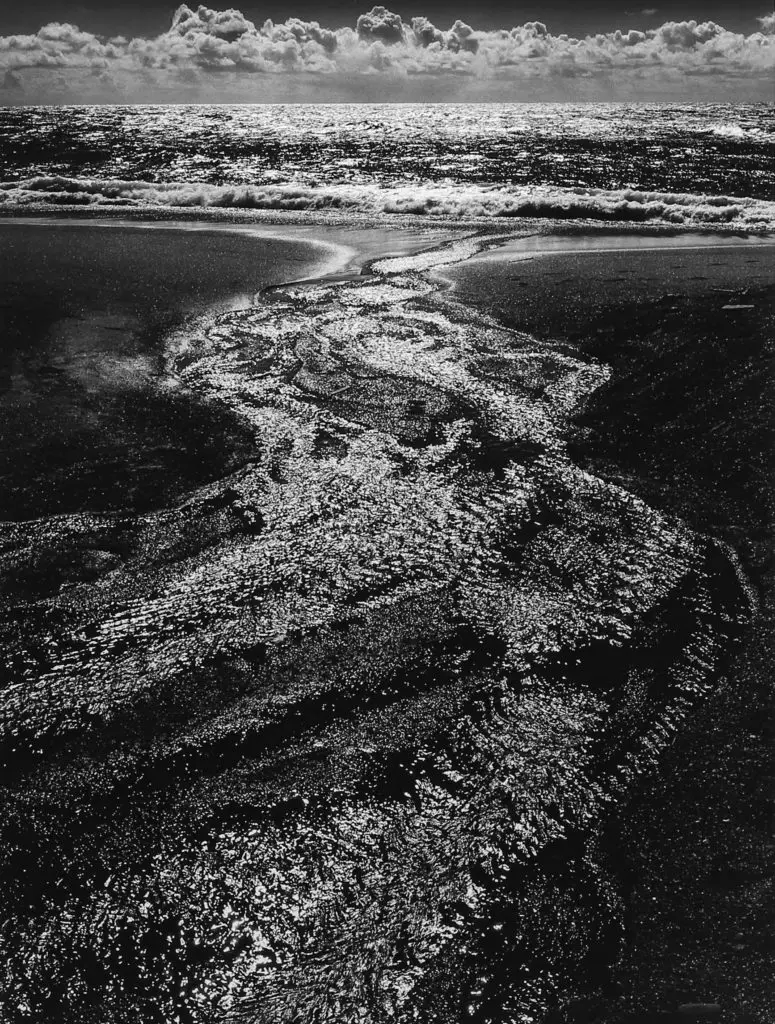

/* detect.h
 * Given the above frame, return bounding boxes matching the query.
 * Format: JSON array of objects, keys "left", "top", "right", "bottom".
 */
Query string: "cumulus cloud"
[
  {"left": 170, "top": 4, "right": 254, "bottom": 41},
  {"left": 0, "top": 6, "right": 772, "bottom": 102},
  {"left": 447, "top": 20, "right": 479, "bottom": 54},
  {"left": 357, "top": 6, "right": 405, "bottom": 45},
  {"left": 0, "top": 21, "right": 122, "bottom": 72},
  {"left": 410, "top": 16, "right": 444, "bottom": 48}
]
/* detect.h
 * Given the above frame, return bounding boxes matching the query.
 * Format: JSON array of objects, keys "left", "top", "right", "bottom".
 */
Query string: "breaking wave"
[
  {"left": 2, "top": 175, "right": 775, "bottom": 230},
  {"left": 705, "top": 122, "right": 767, "bottom": 140}
]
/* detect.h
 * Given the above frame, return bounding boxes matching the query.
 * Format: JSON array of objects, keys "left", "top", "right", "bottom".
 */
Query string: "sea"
[
  {"left": 0, "top": 103, "right": 772, "bottom": 1024},
  {"left": 1, "top": 102, "right": 774, "bottom": 227}
]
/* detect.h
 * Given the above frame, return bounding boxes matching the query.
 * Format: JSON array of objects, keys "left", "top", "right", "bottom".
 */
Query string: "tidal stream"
[{"left": 0, "top": 229, "right": 755, "bottom": 1024}]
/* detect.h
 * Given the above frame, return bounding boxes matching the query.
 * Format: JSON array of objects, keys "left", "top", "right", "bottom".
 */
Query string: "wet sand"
[
  {"left": 0, "top": 219, "right": 448, "bottom": 518},
  {"left": 446, "top": 240, "right": 774, "bottom": 1024},
  {"left": 444, "top": 242, "right": 774, "bottom": 538},
  {"left": 441, "top": 240, "right": 773, "bottom": 341}
]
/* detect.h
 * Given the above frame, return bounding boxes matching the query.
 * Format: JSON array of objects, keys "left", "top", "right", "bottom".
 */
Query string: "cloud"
[
  {"left": 447, "top": 20, "right": 479, "bottom": 54},
  {"left": 0, "top": 6, "right": 772, "bottom": 102},
  {"left": 410, "top": 16, "right": 444, "bottom": 48},
  {"left": 0, "top": 21, "right": 121, "bottom": 72},
  {"left": 655, "top": 20, "right": 724, "bottom": 48},
  {"left": 2, "top": 68, "right": 23, "bottom": 91},
  {"left": 357, "top": 6, "right": 405, "bottom": 45},
  {"left": 170, "top": 4, "right": 254, "bottom": 42}
]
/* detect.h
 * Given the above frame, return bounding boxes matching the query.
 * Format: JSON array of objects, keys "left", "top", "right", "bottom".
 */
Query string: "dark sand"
[
  {"left": 0, "top": 219, "right": 446, "bottom": 518},
  {"left": 447, "top": 242, "right": 774, "bottom": 1024},
  {"left": 444, "top": 243, "right": 774, "bottom": 549},
  {"left": 442, "top": 241, "right": 773, "bottom": 342}
]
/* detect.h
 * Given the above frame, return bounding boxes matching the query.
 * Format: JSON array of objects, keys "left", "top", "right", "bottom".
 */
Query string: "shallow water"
[
  {"left": 463, "top": 231, "right": 775, "bottom": 260},
  {"left": 0, "top": 219, "right": 447, "bottom": 517}
]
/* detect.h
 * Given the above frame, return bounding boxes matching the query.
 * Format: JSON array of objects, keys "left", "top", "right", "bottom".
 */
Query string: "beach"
[
  {"left": 443, "top": 240, "right": 773, "bottom": 545},
  {"left": 443, "top": 236, "right": 774, "bottom": 1023},
  {"left": 0, "top": 218, "right": 448, "bottom": 517},
  {"left": 0, "top": 216, "right": 771, "bottom": 1024}
]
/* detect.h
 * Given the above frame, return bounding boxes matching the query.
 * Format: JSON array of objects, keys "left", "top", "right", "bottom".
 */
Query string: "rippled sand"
[{"left": 0, "top": 230, "right": 756, "bottom": 1022}]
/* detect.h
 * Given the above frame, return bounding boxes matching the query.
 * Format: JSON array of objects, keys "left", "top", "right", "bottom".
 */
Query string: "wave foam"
[
  {"left": 706, "top": 122, "right": 765, "bottom": 139},
  {"left": 2, "top": 175, "right": 774, "bottom": 231}
]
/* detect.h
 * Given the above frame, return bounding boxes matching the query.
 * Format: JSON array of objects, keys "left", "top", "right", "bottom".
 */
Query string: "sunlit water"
[{"left": 1, "top": 102, "right": 774, "bottom": 228}]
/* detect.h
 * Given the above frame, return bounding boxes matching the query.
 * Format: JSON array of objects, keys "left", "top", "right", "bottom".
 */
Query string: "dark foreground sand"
[
  {"left": 447, "top": 242, "right": 774, "bottom": 1024},
  {"left": 444, "top": 242, "right": 773, "bottom": 551}
]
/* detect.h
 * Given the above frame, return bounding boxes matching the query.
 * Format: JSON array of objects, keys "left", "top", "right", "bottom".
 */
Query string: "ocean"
[
  {"left": 1, "top": 102, "right": 774, "bottom": 227},
  {"left": 0, "top": 103, "right": 772, "bottom": 1024}
]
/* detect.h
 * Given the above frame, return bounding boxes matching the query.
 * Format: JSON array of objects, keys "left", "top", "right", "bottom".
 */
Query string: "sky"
[{"left": 0, "top": 3, "right": 773, "bottom": 103}]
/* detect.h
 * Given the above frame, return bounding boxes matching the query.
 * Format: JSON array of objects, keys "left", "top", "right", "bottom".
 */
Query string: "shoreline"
[
  {"left": 3, "top": 210, "right": 771, "bottom": 279},
  {"left": 2, "top": 201, "right": 773, "bottom": 239},
  {"left": 0, "top": 215, "right": 460, "bottom": 280},
  {"left": 459, "top": 232, "right": 775, "bottom": 260}
]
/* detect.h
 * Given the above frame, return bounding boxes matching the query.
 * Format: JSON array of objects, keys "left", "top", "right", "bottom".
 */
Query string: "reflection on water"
[
  {"left": 0, "top": 220, "right": 361, "bottom": 518},
  {"left": 468, "top": 231, "right": 775, "bottom": 261}
]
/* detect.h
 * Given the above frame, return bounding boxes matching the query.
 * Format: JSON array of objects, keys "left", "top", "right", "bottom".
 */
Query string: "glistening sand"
[{"left": 0, "top": 219, "right": 448, "bottom": 517}]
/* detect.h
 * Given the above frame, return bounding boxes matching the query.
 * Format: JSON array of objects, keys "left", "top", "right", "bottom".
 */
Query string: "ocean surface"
[
  {"left": 1, "top": 102, "right": 774, "bottom": 228},
  {"left": 0, "top": 103, "right": 772, "bottom": 1024}
]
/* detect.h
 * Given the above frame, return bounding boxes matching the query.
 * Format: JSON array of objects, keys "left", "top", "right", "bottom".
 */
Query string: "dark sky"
[{"left": 0, "top": 1, "right": 770, "bottom": 37}]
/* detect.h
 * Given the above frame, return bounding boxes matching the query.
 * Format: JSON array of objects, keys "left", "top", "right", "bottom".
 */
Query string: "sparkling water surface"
[{"left": 1, "top": 103, "right": 773, "bottom": 227}]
